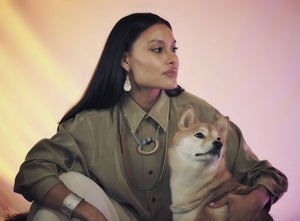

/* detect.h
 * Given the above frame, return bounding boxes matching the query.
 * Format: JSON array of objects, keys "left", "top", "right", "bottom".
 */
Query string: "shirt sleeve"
[
  {"left": 14, "top": 114, "right": 91, "bottom": 202},
  {"left": 226, "top": 121, "right": 288, "bottom": 207}
]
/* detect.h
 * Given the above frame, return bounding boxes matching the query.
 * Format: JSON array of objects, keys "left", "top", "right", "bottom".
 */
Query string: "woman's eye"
[
  {"left": 172, "top": 47, "right": 178, "bottom": 52},
  {"left": 152, "top": 47, "right": 162, "bottom": 53}
]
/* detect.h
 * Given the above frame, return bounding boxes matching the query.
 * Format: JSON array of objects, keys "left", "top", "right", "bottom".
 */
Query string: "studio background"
[{"left": 0, "top": 1, "right": 299, "bottom": 220}]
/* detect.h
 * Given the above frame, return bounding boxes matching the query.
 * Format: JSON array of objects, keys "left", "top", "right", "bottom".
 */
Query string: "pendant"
[{"left": 137, "top": 139, "right": 159, "bottom": 155}]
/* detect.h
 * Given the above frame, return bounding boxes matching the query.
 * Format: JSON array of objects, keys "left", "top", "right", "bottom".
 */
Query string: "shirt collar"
[{"left": 120, "top": 91, "right": 170, "bottom": 132}]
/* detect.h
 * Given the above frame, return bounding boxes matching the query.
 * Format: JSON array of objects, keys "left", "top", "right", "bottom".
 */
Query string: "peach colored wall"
[{"left": 0, "top": 0, "right": 299, "bottom": 220}]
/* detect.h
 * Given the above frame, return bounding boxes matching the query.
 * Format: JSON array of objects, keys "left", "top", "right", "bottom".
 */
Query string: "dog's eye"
[{"left": 194, "top": 132, "right": 205, "bottom": 138}]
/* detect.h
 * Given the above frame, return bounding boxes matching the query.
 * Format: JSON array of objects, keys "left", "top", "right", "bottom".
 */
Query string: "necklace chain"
[
  {"left": 118, "top": 104, "right": 170, "bottom": 191},
  {"left": 121, "top": 107, "right": 161, "bottom": 155}
]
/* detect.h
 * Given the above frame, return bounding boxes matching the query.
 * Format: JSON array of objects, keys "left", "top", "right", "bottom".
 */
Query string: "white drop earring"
[{"left": 123, "top": 73, "right": 131, "bottom": 92}]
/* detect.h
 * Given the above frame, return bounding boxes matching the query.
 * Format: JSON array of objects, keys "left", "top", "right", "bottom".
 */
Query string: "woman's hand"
[
  {"left": 208, "top": 185, "right": 270, "bottom": 221},
  {"left": 73, "top": 200, "right": 108, "bottom": 221}
]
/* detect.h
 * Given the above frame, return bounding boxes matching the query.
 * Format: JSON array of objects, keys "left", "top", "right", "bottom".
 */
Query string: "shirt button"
[{"left": 148, "top": 170, "right": 153, "bottom": 175}]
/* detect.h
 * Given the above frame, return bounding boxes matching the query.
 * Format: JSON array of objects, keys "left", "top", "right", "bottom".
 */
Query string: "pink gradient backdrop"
[{"left": 0, "top": 1, "right": 299, "bottom": 220}]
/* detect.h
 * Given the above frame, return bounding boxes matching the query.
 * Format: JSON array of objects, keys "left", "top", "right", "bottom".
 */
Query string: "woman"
[{"left": 14, "top": 13, "right": 287, "bottom": 221}]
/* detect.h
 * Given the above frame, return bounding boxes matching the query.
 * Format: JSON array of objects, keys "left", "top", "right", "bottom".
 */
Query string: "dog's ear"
[
  {"left": 215, "top": 116, "right": 230, "bottom": 139},
  {"left": 179, "top": 105, "right": 197, "bottom": 129}
]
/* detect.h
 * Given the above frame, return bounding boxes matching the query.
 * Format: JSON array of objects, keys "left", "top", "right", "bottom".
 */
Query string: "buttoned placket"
[
  {"left": 119, "top": 91, "right": 170, "bottom": 217},
  {"left": 120, "top": 113, "right": 168, "bottom": 216},
  {"left": 138, "top": 115, "right": 167, "bottom": 215}
]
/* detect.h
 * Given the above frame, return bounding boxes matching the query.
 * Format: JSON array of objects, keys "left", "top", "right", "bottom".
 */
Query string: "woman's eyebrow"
[{"left": 147, "top": 39, "right": 177, "bottom": 44}]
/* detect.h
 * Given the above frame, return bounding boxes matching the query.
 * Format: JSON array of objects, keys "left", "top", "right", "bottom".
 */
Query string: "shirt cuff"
[{"left": 254, "top": 177, "right": 278, "bottom": 211}]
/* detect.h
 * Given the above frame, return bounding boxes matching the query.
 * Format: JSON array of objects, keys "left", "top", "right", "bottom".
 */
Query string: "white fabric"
[{"left": 32, "top": 172, "right": 137, "bottom": 221}]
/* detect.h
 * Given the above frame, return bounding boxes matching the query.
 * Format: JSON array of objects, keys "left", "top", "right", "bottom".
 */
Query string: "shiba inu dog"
[{"left": 168, "top": 105, "right": 272, "bottom": 221}]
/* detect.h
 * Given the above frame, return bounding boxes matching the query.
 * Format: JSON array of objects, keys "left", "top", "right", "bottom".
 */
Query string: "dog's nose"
[{"left": 213, "top": 140, "right": 222, "bottom": 150}]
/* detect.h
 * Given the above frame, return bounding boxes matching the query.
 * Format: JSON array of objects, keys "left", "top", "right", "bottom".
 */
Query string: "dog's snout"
[{"left": 213, "top": 140, "right": 222, "bottom": 150}]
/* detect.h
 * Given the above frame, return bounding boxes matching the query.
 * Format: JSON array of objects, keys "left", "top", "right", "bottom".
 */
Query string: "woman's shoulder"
[
  {"left": 170, "top": 90, "right": 222, "bottom": 124},
  {"left": 172, "top": 90, "right": 217, "bottom": 111},
  {"left": 78, "top": 107, "right": 114, "bottom": 118},
  {"left": 60, "top": 107, "right": 117, "bottom": 130}
]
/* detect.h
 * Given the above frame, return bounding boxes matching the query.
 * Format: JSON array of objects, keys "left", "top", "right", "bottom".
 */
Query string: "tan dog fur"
[{"left": 168, "top": 105, "right": 272, "bottom": 221}]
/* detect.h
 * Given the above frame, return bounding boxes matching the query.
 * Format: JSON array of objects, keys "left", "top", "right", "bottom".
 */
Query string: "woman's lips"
[{"left": 164, "top": 68, "right": 178, "bottom": 78}]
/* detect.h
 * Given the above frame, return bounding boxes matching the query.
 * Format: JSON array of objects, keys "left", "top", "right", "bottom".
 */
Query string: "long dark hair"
[{"left": 59, "top": 13, "right": 184, "bottom": 124}]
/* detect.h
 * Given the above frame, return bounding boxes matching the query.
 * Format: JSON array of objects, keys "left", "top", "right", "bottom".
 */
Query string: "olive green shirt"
[{"left": 14, "top": 91, "right": 287, "bottom": 221}]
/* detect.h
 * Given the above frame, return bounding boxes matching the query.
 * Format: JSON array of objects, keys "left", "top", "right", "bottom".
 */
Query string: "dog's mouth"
[{"left": 195, "top": 141, "right": 223, "bottom": 158}]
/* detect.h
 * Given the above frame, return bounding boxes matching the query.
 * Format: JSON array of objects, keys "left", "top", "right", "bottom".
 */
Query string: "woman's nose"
[{"left": 167, "top": 51, "right": 179, "bottom": 65}]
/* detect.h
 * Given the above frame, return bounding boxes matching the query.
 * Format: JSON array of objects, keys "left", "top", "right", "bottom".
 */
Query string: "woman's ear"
[{"left": 121, "top": 53, "right": 130, "bottom": 71}]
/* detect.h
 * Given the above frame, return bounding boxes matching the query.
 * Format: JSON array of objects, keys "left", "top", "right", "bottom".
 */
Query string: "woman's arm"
[
  {"left": 226, "top": 121, "right": 288, "bottom": 204},
  {"left": 42, "top": 183, "right": 108, "bottom": 221},
  {"left": 14, "top": 114, "right": 92, "bottom": 202},
  {"left": 15, "top": 114, "right": 109, "bottom": 220}
]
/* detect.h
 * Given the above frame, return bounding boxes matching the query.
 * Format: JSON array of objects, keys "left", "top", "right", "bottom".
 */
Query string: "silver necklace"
[
  {"left": 118, "top": 105, "right": 170, "bottom": 190},
  {"left": 120, "top": 107, "right": 160, "bottom": 155}
]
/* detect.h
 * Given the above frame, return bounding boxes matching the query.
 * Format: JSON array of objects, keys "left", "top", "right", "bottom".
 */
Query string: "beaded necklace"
[{"left": 118, "top": 105, "right": 170, "bottom": 191}]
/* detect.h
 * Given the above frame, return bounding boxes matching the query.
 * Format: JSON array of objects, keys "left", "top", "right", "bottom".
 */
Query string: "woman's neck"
[{"left": 129, "top": 89, "right": 161, "bottom": 112}]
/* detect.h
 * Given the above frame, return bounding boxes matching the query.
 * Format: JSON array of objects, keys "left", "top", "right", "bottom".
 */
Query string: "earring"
[{"left": 123, "top": 73, "right": 131, "bottom": 92}]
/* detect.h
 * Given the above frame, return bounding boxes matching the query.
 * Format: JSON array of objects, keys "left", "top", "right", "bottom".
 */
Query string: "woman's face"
[{"left": 122, "top": 24, "right": 179, "bottom": 91}]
